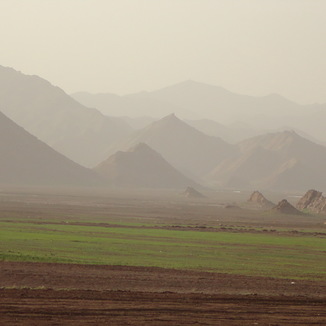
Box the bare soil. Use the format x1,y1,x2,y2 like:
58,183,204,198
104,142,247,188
1,262,326,325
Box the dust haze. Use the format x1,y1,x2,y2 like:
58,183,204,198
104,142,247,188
1,0,326,103
1,1,326,324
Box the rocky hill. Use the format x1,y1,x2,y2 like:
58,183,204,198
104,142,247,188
272,199,301,215
296,189,326,214
247,191,275,209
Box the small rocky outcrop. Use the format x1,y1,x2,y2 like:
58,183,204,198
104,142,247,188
182,186,205,199
247,191,275,209
273,199,301,215
296,189,326,214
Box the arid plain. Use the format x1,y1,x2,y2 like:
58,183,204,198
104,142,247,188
1,187,325,325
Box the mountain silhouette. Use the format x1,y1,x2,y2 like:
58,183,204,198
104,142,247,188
73,80,326,143
95,143,198,189
105,114,235,178
0,65,133,167
0,110,102,186
209,131,326,191
73,80,311,122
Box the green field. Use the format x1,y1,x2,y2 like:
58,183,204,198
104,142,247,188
1,220,325,280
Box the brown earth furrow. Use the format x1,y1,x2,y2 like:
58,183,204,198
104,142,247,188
1,289,326,325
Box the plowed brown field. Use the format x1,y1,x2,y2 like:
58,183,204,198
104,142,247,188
1,262,326,325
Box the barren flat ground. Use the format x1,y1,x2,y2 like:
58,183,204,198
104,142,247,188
1,187,326,325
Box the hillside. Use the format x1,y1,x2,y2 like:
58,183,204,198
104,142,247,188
95,143,198,189
185,119,267,143
0,65,132,167
0,110,102,186
105,114,235,178
208,131,326,191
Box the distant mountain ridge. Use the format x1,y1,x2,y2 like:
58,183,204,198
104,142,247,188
137,80,301,121
72,80,326,143
2,65,326,192
0,65,133,167
105,114,235,179
208,130,326,191
73,80,314,122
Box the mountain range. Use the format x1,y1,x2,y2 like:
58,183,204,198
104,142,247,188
72,80,326,144
73,80,307,122
105,114,235,179
2,64,326,192
0,65,133,167
208,131,326,191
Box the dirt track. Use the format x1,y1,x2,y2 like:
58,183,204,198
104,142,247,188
1,262,326,325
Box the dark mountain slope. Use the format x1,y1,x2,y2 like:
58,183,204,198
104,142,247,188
0,65,132,167
0,110,102,186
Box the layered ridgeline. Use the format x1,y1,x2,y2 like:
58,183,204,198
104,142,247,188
0,110,102,186
95,143,198,189
105,114,235,179
73,80,306,122
208,131,326,191
0,66,132,167
185,119,266,144
72,89,194,119
73,80,326,144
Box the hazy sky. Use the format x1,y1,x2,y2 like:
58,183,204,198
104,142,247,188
0,0,325,104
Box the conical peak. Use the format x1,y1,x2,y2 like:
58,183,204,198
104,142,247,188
279,199,290,206
247,191,274,208
153,113,185,128
297,189,324,210
162,113,178,121
273,199,301,214
248,191,266,203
